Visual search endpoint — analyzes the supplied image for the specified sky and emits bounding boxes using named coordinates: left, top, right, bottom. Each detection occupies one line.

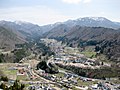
left=0, top=0, right=120, bottom=25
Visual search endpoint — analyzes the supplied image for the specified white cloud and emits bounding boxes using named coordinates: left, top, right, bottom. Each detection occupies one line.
left=0, top=6, right=72, bottom=25
left=62, top=0, right=82, bottom=4
left=83, top=0, right=91, bottom=3
left=62, top=0, right=91, bottom=4
left=100, top=12, right=105, bottom=15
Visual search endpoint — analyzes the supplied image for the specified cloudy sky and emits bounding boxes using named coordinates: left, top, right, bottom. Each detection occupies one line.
left=0, top=0, right=120, bottom=25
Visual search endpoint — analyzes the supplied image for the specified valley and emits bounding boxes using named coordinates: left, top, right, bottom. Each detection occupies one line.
left=0, top=17, right=120, bottom=90
left=0, top=38, right=120, bottom=90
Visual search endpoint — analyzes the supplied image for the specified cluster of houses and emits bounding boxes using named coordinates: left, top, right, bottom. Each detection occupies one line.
left=90, top=82, right=118, bottom=90
left=9, top=63, right=39, bottom=80
left=42, top=38, right=105, bottom=68
left=28, top=84, right=56, bottom=90
left=53, top=54, right=102, bottom=69
left=36, top=68, right=97, bottom=89
left=8, top=64, right=27, bottom=76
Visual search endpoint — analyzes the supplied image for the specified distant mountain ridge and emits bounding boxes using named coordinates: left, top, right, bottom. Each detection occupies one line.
left=43, top=16, right=120, bottom=39
left=0, top=17, right=120, bottom=38
left=0, top=20, right=57, bottom=50
left=63, top=17, right=120, bottom=29
left=43, top=17, right=120, bottom=39
left=0, top=20, right=43, bottom=39
left=0, top=17, right=120, bottom=51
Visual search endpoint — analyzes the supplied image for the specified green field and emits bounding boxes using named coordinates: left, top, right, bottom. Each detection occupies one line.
left=54, top=72, right=64, bottom=78
left=81, top=51, right=96, bottom=58
left=0, top=63, right=17, bottom=80
left=77, top=79, right=98, bottom=86
left=79, top=46, right=96, bottom=58
left=64, top=47, right=79, bottom=54
left=17, top=75, right=28, bottom=81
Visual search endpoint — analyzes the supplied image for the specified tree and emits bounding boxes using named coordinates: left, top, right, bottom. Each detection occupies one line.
left=0, top=83, right=8, bottom=90
left=14, top=49, right=27, bottom=62
left=0, top=54, right=4, bottom=63
left=69, top=43, right=73, bottom=47
left=0, top=80, right=25, bottom=90
left=0, top=76, right=8, bottom=81
left=37, top=61, right=59, bottom=74
left=101, top=62, right=104, bottom=65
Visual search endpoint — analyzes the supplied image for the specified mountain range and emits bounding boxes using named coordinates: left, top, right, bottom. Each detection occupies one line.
left=41, top=17, right=120, bottom=42
left=63, top=17, right=120, bottom=29
left=0, top=17, right=120, bottom=60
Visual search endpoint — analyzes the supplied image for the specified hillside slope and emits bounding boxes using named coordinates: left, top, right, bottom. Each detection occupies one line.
left=0, top=26, right=25, bottom=50
left=0, top=21, right=45, bottom=40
